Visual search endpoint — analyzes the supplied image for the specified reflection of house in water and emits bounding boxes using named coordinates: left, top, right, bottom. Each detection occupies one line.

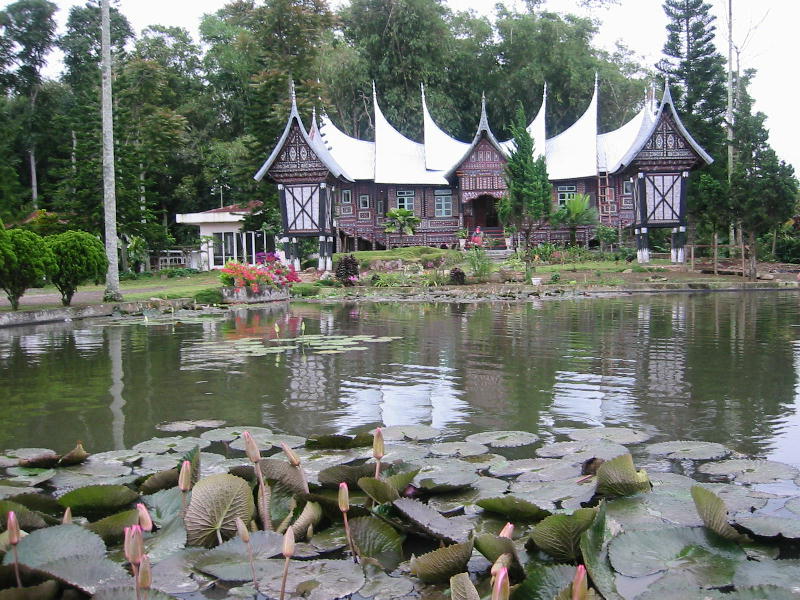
left=638, top=301, right=691, bottom=401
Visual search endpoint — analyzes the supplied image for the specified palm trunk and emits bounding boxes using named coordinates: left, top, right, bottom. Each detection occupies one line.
left=29, top=149, right=38, bottom=209
left=101, top=0, right=122, bottom=301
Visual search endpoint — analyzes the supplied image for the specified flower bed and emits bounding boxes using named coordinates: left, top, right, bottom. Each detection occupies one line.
left=218, top=258, right=300, bottom=303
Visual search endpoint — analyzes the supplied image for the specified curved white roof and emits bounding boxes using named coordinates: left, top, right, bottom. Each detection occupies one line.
left=373, top=86, right=447, bottom=185
left=421, top=85, right=469, bottom=171
left=501, top=84, right=547, bottom=158
left=597, top=103, right=654, bottom=173
left=545, top=83, right=598, bottom=180
left=318, top=113, right=375, bottom=181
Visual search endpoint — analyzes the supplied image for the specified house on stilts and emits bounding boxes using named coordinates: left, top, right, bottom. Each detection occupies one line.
left=253, top=78, right=712, bottom=269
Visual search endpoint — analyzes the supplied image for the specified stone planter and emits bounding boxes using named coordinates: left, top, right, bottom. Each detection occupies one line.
left=221, top=286, right=289, bottom=304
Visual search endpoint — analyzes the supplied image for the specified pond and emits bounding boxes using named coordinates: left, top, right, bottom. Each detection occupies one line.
left=1, top=291, right=799, bottom=470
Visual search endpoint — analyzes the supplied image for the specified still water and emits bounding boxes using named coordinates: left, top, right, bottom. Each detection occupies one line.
left=1, top=292, right=799, bottom=467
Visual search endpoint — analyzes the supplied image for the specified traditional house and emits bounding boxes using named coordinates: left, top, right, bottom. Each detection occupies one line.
left=255, top=79, right=711, bottom=267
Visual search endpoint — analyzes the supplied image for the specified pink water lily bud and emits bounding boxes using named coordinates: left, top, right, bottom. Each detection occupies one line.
left=178, top=460, right=192, bottom=492
left=124, top=525, right=144, bottom=565
left=235, top=517, right=250, bottom=543
left=62, top=507, right=72, bottom=524
left=242, top=431, right=261, bottom=464
left=281, top=442, right=301, bottom=467
left=137, top=555, right=152, bottom=589
left=338, top=482, right=349, bottom=513
left=498, top=522, right=514, bottom=538
left=136, top=503, right=153, bottom=532
left=6, top=511, right=20, bottom=546
left=491, top=566, right=509, bottom=600
left=572, top=564, right=587, bottom=600
left=372, top=427, right=385, bottom=461
left=282, top=527, right=295, bottom=558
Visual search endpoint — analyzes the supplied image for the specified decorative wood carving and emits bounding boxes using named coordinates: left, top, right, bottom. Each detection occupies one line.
left=269, top=124, right=329, bottom=183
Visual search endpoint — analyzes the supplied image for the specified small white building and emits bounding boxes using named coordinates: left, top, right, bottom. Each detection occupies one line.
left=175, top=202, right=272, bottom=270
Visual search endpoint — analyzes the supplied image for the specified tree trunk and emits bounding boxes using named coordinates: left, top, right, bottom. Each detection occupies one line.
left=29, top=149, right=38, bottom=210
left=101, top=0, right=122, bottom=302
left=772, top=228, right=777, bottom=258
left=713, top=230, right=718, bottom=275
left=749, top=230, right=758, bottom=281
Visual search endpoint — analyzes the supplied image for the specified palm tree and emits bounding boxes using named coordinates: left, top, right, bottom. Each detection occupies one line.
left=551, top=193, right=598, bottom=246
left=383, top=208, right=421, bottom=248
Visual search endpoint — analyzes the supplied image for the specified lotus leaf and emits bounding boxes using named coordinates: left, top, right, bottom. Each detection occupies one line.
left=567, top=427, right=652, bottom=444
left=255, top=558, right=365, bottom=600
left=358, top=477, right=400, bottom=504
left=476, top=495, right=550, bottom=521
left=184, top=473, right=254, bottom=547
left=429, top=442, right=488, bottom=458
left=578, top=502, right=622, bottom=600
left=690, top=486, right=751, bottom=543
left=607, top=526, right=746, bottom=587
left=380, top=425, right=441, bottom=441
left=529, top=508, right=597, bottom=561
left=194, top=530, right=284, bottom=580
left=132, top=437, right=210, bottom=454
left=732, top=558, right=800, bottom=590
left=58, top=484, right=139, bottom=518
left=733, top=515, right=800, bottom=539
left=0, top=580, right=59, bottom=600
left=410, top=538, right=474, bottom=583
left=1, top=524, right=127, bottom=594
left=86, top=509, right=139, bottom=543
left=595, top=454, right=651, bottom=497
left=465, top=431, right=539, bottom=448
left=349, top=516, right=405, bottom=570
left=392, top=498, right=471, bottom=543
left=4, top=469, right=55, bottom=488
left=698, top=459, right=798, bottom=484
left=199, top=426, right=272, bottom=443
left=646, top=440, right=732, bottom=461
left=510, top=563, right=576, bottom=600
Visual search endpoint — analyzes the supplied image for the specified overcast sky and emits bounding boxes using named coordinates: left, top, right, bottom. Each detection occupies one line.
left=3, top=0, right=797, bottom=170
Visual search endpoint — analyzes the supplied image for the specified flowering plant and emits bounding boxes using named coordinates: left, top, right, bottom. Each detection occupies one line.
left=219, top=260, right=300, bottom=292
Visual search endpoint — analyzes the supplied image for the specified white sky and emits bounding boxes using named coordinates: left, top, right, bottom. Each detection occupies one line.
left=3, top=0, right=797, bottom=171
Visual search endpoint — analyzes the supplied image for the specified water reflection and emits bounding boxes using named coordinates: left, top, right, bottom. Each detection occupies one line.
left=0, top=292, right=798, bottom=467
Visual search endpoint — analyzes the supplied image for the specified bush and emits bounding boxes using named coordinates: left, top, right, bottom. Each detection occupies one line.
left=465, top=247, right=492, bottom=279
left=335, top=254, right=360, bottom=285
left=370, top=272, right=410, bottom=287
left=449, top=267, right=466, bottom=285
left=316, top=278, right=343, bottom=287
left=219, top=260, right=300, bottom=291
left=159, top=267, right=199, bottom=278
left=45, top=231, right=108, bottom=306
left=549, top=272, right=561, bottom=283
left=290, top=283, right=321, bottom=297
left=0, top=227, right=55, bottom=310
left=193, top=288, right=224, bottom=304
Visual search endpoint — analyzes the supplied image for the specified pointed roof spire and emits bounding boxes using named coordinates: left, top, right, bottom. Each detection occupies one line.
left=444, top=92, right=505, bottom=179
left=478, top=91, right=489, bottom=131
left=290, top=79, right=297, bottom=112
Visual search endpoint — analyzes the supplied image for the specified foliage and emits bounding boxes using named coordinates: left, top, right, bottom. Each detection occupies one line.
left=0, top=227, right=54, bottom=310
left=335, top=254, right=360, bottom=286
left=448, top=267, right=466, bottom=285
left=384, top=208, right=421, bottom=247
left=336, top=246, right=458, bottom=269
left=594, top=225, right=617, bottom=250
left=550, top=272, right=561, bottom=283
left=218, top=259, right=300, bottom=292
left=44, top=230, right=107, bottom=306
left=465, top=247, right=493, bottom=280
left=370, top=272, right=411, bottom=287
left=551, top=193, right=598, bottom=246
left=193, top=287, right=223, bottom=304
left=290, top=282, right=321, bottom=297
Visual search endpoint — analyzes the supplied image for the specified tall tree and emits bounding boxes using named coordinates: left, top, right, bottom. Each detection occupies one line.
left=1, top=0, right=58, bottom=208
left=100, top=0, right=121, bottom=301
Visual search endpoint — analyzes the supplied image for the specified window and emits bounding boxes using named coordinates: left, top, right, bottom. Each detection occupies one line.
left=434, top=189, right=453, bottom=217
left=341, top=189, right=352, bottom=204
left=377, top=199, right=385, bottom=215
left=396, top=189, right=414, bottom=211
left=557, top=185, right=577, bottom=207
left=623, top=180, right=634, bottom=196
left=359, top=194, right=370, bottom=209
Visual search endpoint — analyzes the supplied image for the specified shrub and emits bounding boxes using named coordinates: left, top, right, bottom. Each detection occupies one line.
left=0, top=228, right=55, bottom=310
left=159, top=267, right=198, bottom=278
left=465, top=247, right=492, bottom=279
left=335, top=254, right=360, bottom=285
left=549, top=272, right=561, bottom=283
left=449, top=267, right=466, bottom=285
left=193, top=288, right=224, bottom=304
left=45, top=231, right=108, bottom=306
left=534, top=242, right=558, bottom=263
left=290, top=283, right=321, bottom=297
left=219, top=260, right=300, bottom=291
left=370, top=272, right=410, bottom=287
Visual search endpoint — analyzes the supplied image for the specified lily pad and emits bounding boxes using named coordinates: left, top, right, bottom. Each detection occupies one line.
left=429, top=442, right=488, bottom=458
left=380, top=425, right=441, bottom=441
left=132, top=436, right=210, bottom=454
left=464, top=431, right=539, bottom=448
left=92, top=588, right=175, bottom=600
left=349, top=516, right=405, bottom=571
left=510, top=563, right=576, bottom=600
left=145, top=514, right=188, bottom=562
left=579, top=502, right=622, bottom=600
left=476, top=495, right=551, bottom=521
left=607, top=526, right=746, bottom=588
left=317, top=462, right=376, bottom=488
left=733, top=558, right=800, bottom=590
left=513, top=459, right=582, bottom=483
left=255, top=559, right=365, bottom=600
left=536, top=439, right=628, bottom=462
left=184, top=473, right=254, bottom=547
left=529, top=508, right=597, bottom=562
left=86, top=509, right=140, bottom=543
left=58, top=484, right=139, bottom=518
left=199, top=425, right=272, bottom=443
left=0, top=580, right=59, bottom=600
left=229, top=433, right=306, bottom=452
left=786, top=496, right=800, bottom=516
left=0, top=500, right=46, bottom=530
left=427, top=477, right=509, bottom=514
left=690, top=486, right=751, bottom=543
left=194, top=530, right=285, bottom=580
left=358, top=477, right=400, bottom=504
left=646, top=440, right=732, bottom=461
left=414, top=463, right=479, bottom=493
left=4, top=468, right=55, bottom=488
left=567, top=426, right=652, bottom=444
left=392, top=497, right=471, bottom=543
left=595, top=453, right=651, bottom=497
left=510, top=478, right=596, bottom=511
left=698, top=459, right=798, bottom=484
left=259, top=459, right=308, bottom=495
left=359, top=570, right=418, bottom=600
left=733, top=515, right=800, bottom=539
left=410, top=538, right=474, bottom=584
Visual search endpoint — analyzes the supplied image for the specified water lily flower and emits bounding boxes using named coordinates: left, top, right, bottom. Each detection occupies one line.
left=137, top=555, right=152, bottom=589
left=62, top=507, right=72, bottom=524
left=491, top=566, right=509, bottom=600
left=136, top=503, right=153, bottom=532
left=124, top=525, right=145, bottom=566
left=243, top=431, right=261, bottom=464
left=281, top=442, right=301, bottom=467
left=499, top=522, right=514, bottom=538
left=235, top=517, right=250, bottom=543
left=338, top=482, right=349, bottom=513
left=6, top=511, right=20, bottom=546
left=373, top=427, right=385, bottom=461
left=572, top=564, right=588, bottom=600
left=178, top=460, right=193, bottom=492
left=282, top=527, right=295, bottom=559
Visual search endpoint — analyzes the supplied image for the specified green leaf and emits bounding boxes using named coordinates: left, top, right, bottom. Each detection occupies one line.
left=410, top=538, right=474, bottom=583
left=92, top=587, right=176, bottom=600
left=0, top=580, right=59, bottom=600
left=511, top=564, right=575, bottom=600
left=647, top=440, right=732, bottom=460
left=255, top=559, right=365, bottom=600
left=697, top=459, right=798, bottom=484
left=578, top=501, right=622, bottom=600
left=87, top=509, right=140, bottom=544
left=145, top=515, right=187, bottom=563
left=474, top=534, right=523, bottom=580
left=690, top=485, right=751, bottom=543
left=733, top=516, right=800, bottom=539
left=358, top=476, right=400, bottom=504
left=184, top=473, right=254, bottom=547
left=449, top=572, right=480, bottom=600
left=317, top=463, right=378, bottom=488
left=464, top=431, right=539, bottom=448
left=733, top=558, right=800, bottom=590
left=142, top=487, right=184, bottom=527
left=595, top=453, right=651, bottom=497
left=384, top=469, right=420, bottom=492
left=58, top=484, right=139, bottom=518
left=139, top=469, right=179, bottom=495
left=530, top=508, right=597, bottom=562
left=0, top=501, right=46, bottom=530
left=379, top=425, right=441, bottom=441
left=290, top=501, right=322, bottom=540
left=259, top=459, right=307, bottom=495
left=349, top=516, right=405, bottom=571
left=194, top=530, right=284, bottom=580
left=567, top=427, right=652, bottom=444
left=392, top=498, right=471, bottom=543
left=476, top=495, right=551, bottom=521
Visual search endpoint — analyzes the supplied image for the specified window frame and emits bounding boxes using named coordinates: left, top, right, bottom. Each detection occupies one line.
left=396, top=189, right=415, bottom=212
left=434, top=189, right=453, bottom=217
left=359, top=194, right=370, bottom=209
left=557, top=184, right=577, bottom=207
left=341, top=189, right=352, bottom=204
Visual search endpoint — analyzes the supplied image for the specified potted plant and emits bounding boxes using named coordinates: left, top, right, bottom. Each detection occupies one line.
left=456, top=228, right=468, bottom=250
